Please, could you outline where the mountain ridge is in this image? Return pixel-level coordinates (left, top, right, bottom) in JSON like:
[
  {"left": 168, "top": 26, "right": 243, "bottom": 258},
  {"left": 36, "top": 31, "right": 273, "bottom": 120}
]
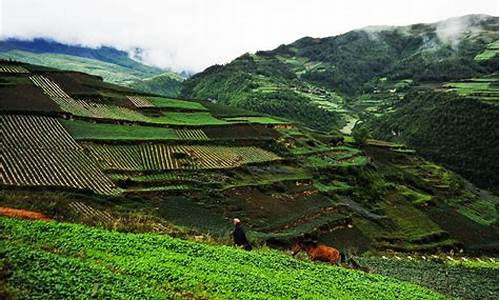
[
  {"left": 0, "top": 37, "right": 184, "bottom": 97},
  {"left": 181, "top": 14, "right": 499, "bottom": 190}
]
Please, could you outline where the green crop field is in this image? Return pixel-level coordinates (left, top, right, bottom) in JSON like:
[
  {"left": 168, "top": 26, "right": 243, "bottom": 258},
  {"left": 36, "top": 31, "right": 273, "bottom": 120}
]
[
  {"left": 0, "top": 50, "right": 163, "bottom": 86},
  {"left": 474, "top": 40, "right": 499, "bottom": 61},
  {"left": 442, "top": 77, "right": 499, "bottom": 103},
  {"left": 0, "top": 217, "right": 448, "bottom": 300},
  {"left": 224, "top": 116, "right": 290, "bottom": 125},
  {"left": 28, "top": 75, "right": 228, "bottom": 126},
  {"left": 145, "top": 96, "right": 208, "bottom": 111},
  {"left": 155, "top": 112, "right": 228, "bottom": 125},
  {"left": 359, "top": 256, "right": 498, "bottom": 300},
  {"left": 60, "top": 119, "right": 179, "bottom": 140},
  {"left": 85, "top": 144, "right": 281, "bottom": 171},
  {"left": 0, "top": 115, "right": 118, "bottom": 195}
]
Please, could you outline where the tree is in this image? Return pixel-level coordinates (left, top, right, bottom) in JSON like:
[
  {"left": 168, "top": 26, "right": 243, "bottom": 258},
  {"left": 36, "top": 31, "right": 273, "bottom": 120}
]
[{"left": 352, "top": 123, "right": 370, "bottom": 145}]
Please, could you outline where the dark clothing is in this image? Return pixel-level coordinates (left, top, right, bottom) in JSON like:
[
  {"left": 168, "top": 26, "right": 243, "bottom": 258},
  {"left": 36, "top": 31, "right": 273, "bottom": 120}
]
[{"left": 232, "top": 224, "right": 252, "bottom": 251}]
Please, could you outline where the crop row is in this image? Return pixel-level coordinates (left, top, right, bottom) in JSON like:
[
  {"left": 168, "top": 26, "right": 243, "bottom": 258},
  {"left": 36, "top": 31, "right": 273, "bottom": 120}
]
[
  {"left": 85, "top": 144, "right": 281, "bottom": 171},
  {"left": 1, "top": 115, "right": 81, "bottom": 150},
  {"left": 74, "top": 100, "right": 151, "bottom": 121},
  {"left": 28, "top": 75, "right": 152, "bottom": 121},
  {"left": 175, "top": 129, "right": 209, "bottom": 140},
  {"left": 109, "top": 171, "right": 230, "bottom": 186},
  {"left": 29, "top": 75, "right": 95, "bottom": 117},
  {"left": 30, "top": 74, "right": 74, "bottom": 102},
  {"left": 127, "top": 96, "right": 155, "bottom": 108},
  {"left": 1, "top": 147, "right": 117, "bottom": 195},
  {"left": 1, "top": 114, "right": 118, "bottom": 195},
  {"left": 125, "top": 185, "right": 191, "bottom": 193},
  {"left": 0, "top": 64, "right": 30, "bottom": 73},
  {"left": 1, "top": 217, "right": 448, "bottom": 300},
  {"left": 69, "top": 201, "right": 113, "bottom": 222}
]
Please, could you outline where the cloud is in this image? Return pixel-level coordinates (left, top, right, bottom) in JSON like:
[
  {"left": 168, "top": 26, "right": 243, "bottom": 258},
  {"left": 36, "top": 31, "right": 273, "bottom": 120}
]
[
  {"left": 1, "top": 0, "right": 497, "bottom": 72},
  {"left": 435, "top": 14, "right": 493, "bottom": 48}
]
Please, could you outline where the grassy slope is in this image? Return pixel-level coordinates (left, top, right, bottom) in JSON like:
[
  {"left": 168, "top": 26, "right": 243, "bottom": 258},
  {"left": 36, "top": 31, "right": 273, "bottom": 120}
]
[
  {"left": 367, "top": 90, "right": 499, "bottom": 190},
  {"left": 182, "top": 16, "right": 498, "bottom": 130},
  {"left": 0, "top": 50, "right": 183, "bottom": 96},
  {"left": 359, "top": 257, "right": 498, "bottom": 300},
  {"left": 129, "top": 73, "right": 184, "bottom": 97},
  {"left": 60, "top": 119, "right": 179, "bottom": 140},
  {"left": 0, "top": 217, "right": 448, "bottom": 300},
  {"left": 181, "top": 16, "right": 498, "bottom": 189},
  {"left": 0, "top": 50, "right": 157, "bottom": 84},
  {"left": 146, "top": 96, "right": 208, "bottom": 110}
]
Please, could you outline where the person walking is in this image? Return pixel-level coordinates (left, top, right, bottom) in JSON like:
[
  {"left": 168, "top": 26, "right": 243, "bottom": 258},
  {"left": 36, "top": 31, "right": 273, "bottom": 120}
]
[{"left": 232, "top": 218, "right": 252, "bottom": 251}]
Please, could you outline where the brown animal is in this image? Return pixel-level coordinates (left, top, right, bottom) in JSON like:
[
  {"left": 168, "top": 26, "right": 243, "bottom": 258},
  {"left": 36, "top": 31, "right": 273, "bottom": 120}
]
[{"left": 291, "top": 240, "right": 342, "bottom": 264}]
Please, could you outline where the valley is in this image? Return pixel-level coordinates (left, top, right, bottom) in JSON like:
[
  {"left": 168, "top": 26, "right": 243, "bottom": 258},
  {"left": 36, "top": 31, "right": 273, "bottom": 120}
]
[{"left": 0, "top": 13, "right": 498, "bottom": 300}]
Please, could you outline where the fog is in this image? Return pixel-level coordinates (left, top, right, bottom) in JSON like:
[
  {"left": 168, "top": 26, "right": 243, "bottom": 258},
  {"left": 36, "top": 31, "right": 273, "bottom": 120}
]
[{"left": 0, "top": 0, "right": 497, "bottom": 72}]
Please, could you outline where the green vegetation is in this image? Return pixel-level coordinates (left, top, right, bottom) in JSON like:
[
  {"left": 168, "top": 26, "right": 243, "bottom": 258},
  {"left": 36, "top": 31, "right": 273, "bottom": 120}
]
[
  {"left": 146, "top": 96, "right": 208, "bottom": 110},
  {"left": 128, "top": 72, "right": 184, "bottom": 97},
  {"left": 155, "top": 112, "right": 227, "bottom": 125},
  {"left": 474, "top": 40, "right": 499, "bottom": 61},
  {"left": 368, "top": 90, "right": 499, "bottom": 191},
  {"left": 1, "top": 218, "right": 449, "bottom": 300},
  {"left": 304, "top": 146, "right": 366, "bottom": 169},
  {"left": 0, "top": 40, "right": 184, "bottom": 97},
  {"left": 359, "top": 256, "right": 498, "bottom": 300},
  {"left": 224, "top": 116, "right": 289, "bottom": 125},
  {"left": 0, "top": 50, "right": 160, "bottom": 86},
  {"left": 397, "top": 185, "right": 432, "bottom": 205},
  {"left": 60, "top": 119, "right": 178, "bottom": 140},
  {"left": 314, "top": 181, "right": 352, "bottom": 193},
  {"left": 183, "top": 15, "right": 498, "bottom": 132},
  {"left": 352, "top": 123, "right": 371, "bottom": 145},
  {"left": 442, "top": 77, "right": 499, "bottom": 103}
]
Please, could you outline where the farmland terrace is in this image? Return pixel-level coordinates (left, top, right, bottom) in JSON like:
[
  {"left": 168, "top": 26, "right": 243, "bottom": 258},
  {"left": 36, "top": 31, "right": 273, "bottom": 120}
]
[{"left": 0, "top": 60, "right": 497, "bottom": 265}]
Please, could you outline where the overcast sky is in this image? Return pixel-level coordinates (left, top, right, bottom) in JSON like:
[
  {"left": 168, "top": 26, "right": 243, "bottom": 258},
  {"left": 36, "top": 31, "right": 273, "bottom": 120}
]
[{"left": 0, "top": 0, "right": 497, "bottom": 72}]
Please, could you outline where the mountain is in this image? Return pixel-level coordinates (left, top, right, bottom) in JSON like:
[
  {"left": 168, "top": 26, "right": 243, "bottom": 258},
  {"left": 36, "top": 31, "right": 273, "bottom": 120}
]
[
  {"left": 181, "top": 14, "right": 499, "bottom": 190},
  {"left": 1, "top": 59, "right": 497, "bottom": 252},
  {"left": 0, "top": 38, "right": 184, "bottom": 96},
  {"left": 0, "top": 57, "right": 497, "bottom": 299}
]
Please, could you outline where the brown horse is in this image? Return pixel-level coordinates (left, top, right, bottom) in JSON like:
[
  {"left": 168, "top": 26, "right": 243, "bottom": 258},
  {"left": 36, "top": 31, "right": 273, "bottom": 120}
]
[{"left": 291, "top": 240, "right": 342, "bottom": 264}]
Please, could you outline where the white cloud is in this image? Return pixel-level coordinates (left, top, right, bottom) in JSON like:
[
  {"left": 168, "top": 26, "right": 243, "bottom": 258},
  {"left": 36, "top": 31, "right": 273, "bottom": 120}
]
[{"left": 0, "top": 0, "right": 497, "bottom": 72}]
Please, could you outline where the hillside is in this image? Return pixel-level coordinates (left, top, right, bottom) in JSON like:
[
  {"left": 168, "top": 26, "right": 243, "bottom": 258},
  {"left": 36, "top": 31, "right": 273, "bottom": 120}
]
[
  {"left": 1, "top": 58, "right": 498, "bottom": 298},
  {"left": 0, "top": 58, "right": 497, "bottom": 258},
  {"left": 1, "top": 217, "right": 457, "bottom": 300},
  {"left": 181, "top": 14, "right": 499, "bottom": 190},
  {"left": 0, "top": 38, "right": 183, "bottom": 96}
]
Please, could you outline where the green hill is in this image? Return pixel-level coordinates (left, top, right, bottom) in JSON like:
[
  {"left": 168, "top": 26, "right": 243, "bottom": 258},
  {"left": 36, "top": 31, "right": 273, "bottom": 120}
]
[
  {"left": 0, "top": 39, "right": 184, "bottom": 97},
  {"left": 128, "top": 71, "right": 184, "bottom": 97},
  {"left": 0, "top": 59, "right": 497, "bottom": 299},
  {"left": 0, "top": 59, "right": 497, "bottom": 251},
  {"left": 181, "top": 14, "right": 499, "bottom": 190},
  {"left": 1, "top": 217, "right": 450, "bottom": 300}
]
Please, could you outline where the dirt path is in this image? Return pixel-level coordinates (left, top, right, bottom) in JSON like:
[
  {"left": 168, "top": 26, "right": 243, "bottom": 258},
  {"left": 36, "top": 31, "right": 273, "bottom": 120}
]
[{"left": 0, "top": 207, "right": 51, "bottom": 221}]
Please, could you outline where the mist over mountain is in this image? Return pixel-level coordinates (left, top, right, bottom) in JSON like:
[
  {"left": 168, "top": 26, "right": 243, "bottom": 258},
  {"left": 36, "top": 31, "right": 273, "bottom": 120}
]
[
  {"left": 182, "top": 14, "right": 499, "bottom": 190},
  {"left": 0, "top": 38, "right": 185, "bottom": 96}
]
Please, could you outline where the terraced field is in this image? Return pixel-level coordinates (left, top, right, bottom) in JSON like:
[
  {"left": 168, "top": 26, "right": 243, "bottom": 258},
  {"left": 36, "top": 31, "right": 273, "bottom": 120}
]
[
  {"left": 0, "top": 115, "right": 118, "bottom": 195},
  {"left": 28, "top": 75, "right": 228, "bottom": 126},
  {"left": 145, "top": 96, "right": 208, "bottom": 111},
  {"left": 126, "top": 95, "right": 155, "bottom": 108},
  {"left": 1, "top": 217, "right": 449, "bottom": 300},
  {"left": 60, "top": 119, "right": 179, "bottom": 141},
  {"left": 442, "top": 77, "right": 499, "bottom": 103},
  {"left": 0, "top": 64, "right": 30, "bottom": 73},
  {"left": 176, "top": 128, "right": 209, "bottom": 140},
  {"left": 85, "top": 144, "right": 281, "bottom": 171},
  {"left": 69, "top": 201, "right": 113, "bottom": 223}
]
